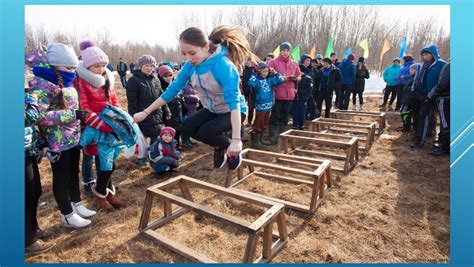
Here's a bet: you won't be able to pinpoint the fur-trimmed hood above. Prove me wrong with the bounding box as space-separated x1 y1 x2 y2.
76 61 115 88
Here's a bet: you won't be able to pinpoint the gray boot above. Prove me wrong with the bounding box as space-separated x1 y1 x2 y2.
250 132 264 149
268 127 278 145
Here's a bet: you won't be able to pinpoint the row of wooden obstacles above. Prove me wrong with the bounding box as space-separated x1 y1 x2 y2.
138 110 386 263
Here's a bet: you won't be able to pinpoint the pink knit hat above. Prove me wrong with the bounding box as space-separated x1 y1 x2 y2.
160 126 176 138
79 40 109 68
158 65 173 77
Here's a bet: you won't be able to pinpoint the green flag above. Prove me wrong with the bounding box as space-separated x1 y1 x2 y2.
324 35 334 58
272 45 280 58
291 44 300 61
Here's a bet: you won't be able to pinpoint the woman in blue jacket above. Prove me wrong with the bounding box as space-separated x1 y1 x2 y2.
381 58 401 110
134 25 258 171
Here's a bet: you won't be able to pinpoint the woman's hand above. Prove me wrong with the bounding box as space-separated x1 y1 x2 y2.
133 111 148 123
226 139 242 157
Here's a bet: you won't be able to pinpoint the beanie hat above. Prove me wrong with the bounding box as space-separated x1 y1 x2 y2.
160 126 176 138
79 40 109 69
409 63 418 70
322 58 333 64
256 62 268 70
393 57 401 63
316 54 323 60
137 55 157 69
347 54 356 61
158 65 173 77
45 43 79 67
358 57 365 63
279 42 292 51
299 54 312 64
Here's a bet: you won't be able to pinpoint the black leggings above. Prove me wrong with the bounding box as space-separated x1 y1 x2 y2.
183 108 245 149
50 147 81 216
95 157 115 196
383 85 398 105
25 155 42 246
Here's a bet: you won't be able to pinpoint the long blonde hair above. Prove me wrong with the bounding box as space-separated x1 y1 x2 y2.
179 25 259 74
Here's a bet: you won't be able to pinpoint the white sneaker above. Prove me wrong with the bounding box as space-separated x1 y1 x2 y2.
71 202 96 218
60 212 91 228
359 105 364 111
352 105 357 111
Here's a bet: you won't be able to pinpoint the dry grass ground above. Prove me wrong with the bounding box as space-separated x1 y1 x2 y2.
26 74 449 263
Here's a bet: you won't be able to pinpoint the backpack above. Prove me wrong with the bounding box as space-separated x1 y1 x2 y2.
99 105 140 147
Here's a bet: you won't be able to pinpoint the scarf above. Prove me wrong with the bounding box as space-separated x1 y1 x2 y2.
32 66 76 87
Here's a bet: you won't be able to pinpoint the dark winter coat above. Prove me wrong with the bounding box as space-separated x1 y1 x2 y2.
413 44 446 94
338 59 356 85
321 66 342 94
241 65 256 98
428 63 450 98
354 62 370 93
126 70 171 138
400 75 415 106
396 60 415 86
160 77 185 132
296 72 314 101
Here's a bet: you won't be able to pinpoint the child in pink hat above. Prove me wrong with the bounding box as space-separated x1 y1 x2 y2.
148 126 181 177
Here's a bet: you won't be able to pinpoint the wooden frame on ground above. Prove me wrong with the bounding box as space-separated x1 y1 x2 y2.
331 109 386 135
278 129 359 173
139 175 288 263
225 149 332 213
311 118 376 153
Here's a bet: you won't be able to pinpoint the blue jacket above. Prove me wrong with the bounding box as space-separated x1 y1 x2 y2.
161 45 247 115
383 64 401 86
413 44 447 94
79 126 124 171
247 73 285 112
396 60 415 86
338 59 356 85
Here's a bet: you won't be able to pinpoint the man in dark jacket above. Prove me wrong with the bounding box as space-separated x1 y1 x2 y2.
126 55 171 149
307 58 323 119
292 64 314 129
410 44 447 149
428 62 450 155
117 57 129 88
321 58 342 118
338 54 356 110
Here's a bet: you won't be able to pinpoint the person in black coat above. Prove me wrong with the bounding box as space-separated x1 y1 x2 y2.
126 55 171 150
241 61 256 126
352 57 370 111
321 58 342 118
308 58 323 119
292 64 313 129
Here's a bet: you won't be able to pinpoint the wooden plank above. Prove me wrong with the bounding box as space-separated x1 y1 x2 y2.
333 110 385 116
309 176 321 212
252 171 314 186
276 212 288 241
153 176 182 190
254 239 288 263
150 189 254 233
281 134 352 148
320 128 369 136
233 188 311 213
244 148 325 163
242 158 317 176
163 187 172 217
317 118 375 125
242 233 259 263
182 176 277 208
227 171 254 188
262 222 273 259
178 180 194 202
143 229 217 263
314 160 331 177
275 158 321 169
288 129 354 140
313 121 373 129
138 191 154 231
293 149 347 160
143 207 189 231
249 204 284 231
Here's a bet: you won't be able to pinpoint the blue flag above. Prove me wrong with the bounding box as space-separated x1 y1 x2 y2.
399 37 407 58
343 47 352 59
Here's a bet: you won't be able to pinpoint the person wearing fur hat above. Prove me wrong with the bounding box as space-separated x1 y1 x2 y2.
267 42 302 143
338 53 356 110
149 126 181 176
247 62 285 147
158 65 186 148
75 40 125 212
126 55 171 162
27 43 95 228
352 57 370 111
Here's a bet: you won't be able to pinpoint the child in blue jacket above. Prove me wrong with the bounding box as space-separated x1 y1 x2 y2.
247 62 285 147
149 127 181 176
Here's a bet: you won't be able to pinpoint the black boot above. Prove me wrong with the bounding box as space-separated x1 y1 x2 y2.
268 127 278 145
181 134 193 149
260 131 272 146
250 132 264 149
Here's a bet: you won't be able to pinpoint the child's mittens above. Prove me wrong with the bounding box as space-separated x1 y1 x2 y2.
85 112 113 133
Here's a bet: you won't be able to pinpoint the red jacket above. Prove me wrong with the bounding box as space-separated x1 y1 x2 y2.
267 55 301 100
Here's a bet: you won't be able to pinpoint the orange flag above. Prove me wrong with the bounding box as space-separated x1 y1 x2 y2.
379 38 391 61
309 45 316 59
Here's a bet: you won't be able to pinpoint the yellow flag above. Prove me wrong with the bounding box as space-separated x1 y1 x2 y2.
273 45 280 58
309 45 316 59
380 38 391 61
359 39 369 58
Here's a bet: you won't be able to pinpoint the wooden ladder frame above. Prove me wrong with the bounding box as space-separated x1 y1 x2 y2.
330 109 386 135
139 175 288 263
225 149 332 213
311 118 376 153
278 129 359 173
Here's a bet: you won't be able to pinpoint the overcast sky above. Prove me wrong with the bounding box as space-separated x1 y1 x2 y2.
25 5 450 48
